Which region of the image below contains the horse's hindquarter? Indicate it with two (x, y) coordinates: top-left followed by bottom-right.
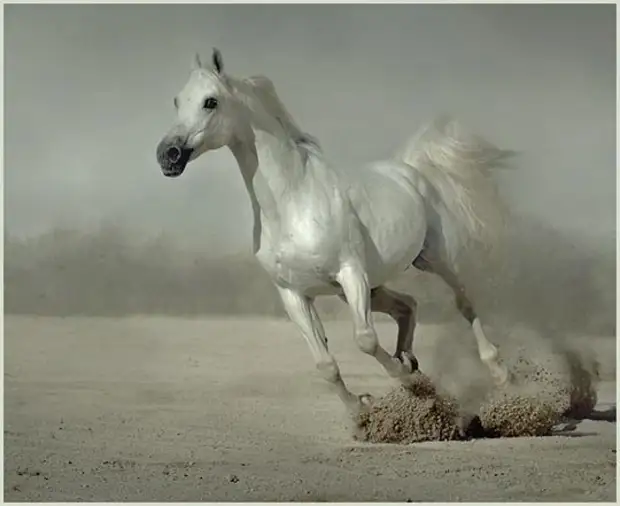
(347, 161), (428, 285)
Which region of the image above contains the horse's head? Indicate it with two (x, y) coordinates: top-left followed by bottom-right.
(156, 48), (241, 178)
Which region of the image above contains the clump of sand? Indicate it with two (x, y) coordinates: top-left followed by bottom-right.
(353, 329), (600, 443)
(354, 372), (465, 444)
(478, 387), (560, 437)
(477, 349), (569, 438)
(476, 332), (599, 437)
(477, 334), (599, 429)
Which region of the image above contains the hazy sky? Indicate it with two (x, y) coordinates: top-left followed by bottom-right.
(5, 4), (616, 252)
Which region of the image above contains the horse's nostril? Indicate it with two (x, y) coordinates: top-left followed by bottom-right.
(166, 146), (182, 163)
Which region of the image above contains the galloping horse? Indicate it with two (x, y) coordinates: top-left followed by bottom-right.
(156, 49), (512, 414)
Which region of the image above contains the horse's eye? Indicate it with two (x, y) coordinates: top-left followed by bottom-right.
(203, 97), (218, 110)
(173, 97), (178, 109)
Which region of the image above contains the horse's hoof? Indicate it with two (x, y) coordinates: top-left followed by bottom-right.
(492, 365), (511, 388)
(359, 393), (375, 407)
(394, 351), (419, 375)
(348, 393), (374, 418)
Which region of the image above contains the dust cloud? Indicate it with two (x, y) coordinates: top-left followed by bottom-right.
(4, 224), (286, 318)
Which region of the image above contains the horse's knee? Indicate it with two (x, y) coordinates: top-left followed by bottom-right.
(355, 328), (379, 355)
(316, 358), (341, 384)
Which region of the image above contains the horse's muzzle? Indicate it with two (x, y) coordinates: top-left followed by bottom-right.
(156, 139), (193, 178)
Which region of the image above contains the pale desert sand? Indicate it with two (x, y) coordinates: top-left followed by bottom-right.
(4, 315), (616, 502)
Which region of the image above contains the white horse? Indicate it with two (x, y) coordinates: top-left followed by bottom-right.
(156, 49), (512, 414)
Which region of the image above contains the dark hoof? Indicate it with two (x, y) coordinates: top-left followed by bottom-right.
(394, 351), (419, 374)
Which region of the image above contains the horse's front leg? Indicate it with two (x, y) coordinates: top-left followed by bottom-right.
(277, 286), (371, 414)
(336, 263), (417, 385)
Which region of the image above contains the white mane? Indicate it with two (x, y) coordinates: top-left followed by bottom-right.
(231, 74), (322, 159)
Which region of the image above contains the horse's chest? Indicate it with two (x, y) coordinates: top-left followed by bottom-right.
(256, 216), (339, 290)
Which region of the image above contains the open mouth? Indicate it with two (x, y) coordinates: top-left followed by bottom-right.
(162, 165), (186, 178)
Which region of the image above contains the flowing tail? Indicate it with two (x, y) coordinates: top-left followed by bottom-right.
(396, 116), (516, 265)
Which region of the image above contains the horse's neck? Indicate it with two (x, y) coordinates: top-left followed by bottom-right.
(229, 77), (310, 193)
(232, 122), (305, 197)
(228, 119), (307, 252)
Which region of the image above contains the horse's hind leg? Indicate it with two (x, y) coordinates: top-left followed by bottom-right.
(369, 287), (420, 369)
(339, 287), (419, 369)
(337, 263), (417, 385)
(413, 254), (509, 387)
(277, 286), (370, 414)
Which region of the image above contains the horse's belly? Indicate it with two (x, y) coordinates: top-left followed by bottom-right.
(364, 224), (426, 287)
(373, 208), (426, 262)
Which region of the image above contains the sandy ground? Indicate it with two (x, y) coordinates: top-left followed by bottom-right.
(4, 315), (617, 502)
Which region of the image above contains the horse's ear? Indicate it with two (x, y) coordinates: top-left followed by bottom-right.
(192, 53), (203, 70)
(212, 47), (224, 74)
